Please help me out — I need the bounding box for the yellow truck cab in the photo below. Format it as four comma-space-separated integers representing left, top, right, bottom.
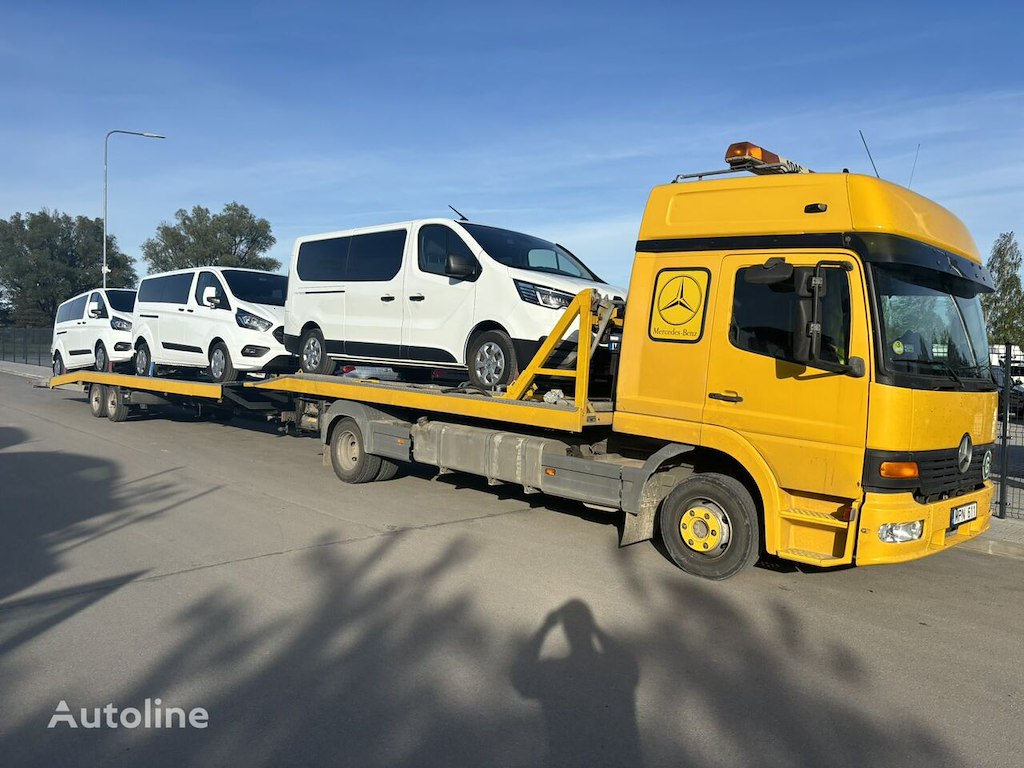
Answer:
616, 143, 997, 576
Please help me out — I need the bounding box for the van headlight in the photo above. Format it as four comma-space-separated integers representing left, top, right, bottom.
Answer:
515, 280, 574, 309
110, 317, 132, 332
236, 309, 273, 332
878, 520, 924, 543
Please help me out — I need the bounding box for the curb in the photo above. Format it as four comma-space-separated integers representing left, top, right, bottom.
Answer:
958, 537, 1024, 561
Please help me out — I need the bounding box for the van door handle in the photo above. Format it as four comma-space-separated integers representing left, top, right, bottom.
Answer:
380, 295, 395, 302
709, 392, 743, 403
409, 294, 425, 302
186, 309, 194, 313
178, 307, 185, 312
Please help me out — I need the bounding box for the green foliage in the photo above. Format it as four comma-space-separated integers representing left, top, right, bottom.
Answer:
141, 202, 278, 273
981, 232, 1024, 346
0, 210, 137, 326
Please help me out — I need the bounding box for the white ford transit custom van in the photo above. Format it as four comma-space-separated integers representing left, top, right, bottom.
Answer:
132, 267, 296, 382
284, 219, 624, 388
51, 288, 136, 375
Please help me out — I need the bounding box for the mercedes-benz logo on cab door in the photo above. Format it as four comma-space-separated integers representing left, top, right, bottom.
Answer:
957, 434, 973, 474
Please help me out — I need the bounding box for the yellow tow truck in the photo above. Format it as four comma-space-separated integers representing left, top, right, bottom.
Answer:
51, 142, 998, 579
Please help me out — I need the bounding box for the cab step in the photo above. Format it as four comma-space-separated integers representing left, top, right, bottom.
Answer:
779, 507, 849, 529
776, 548, 846, 566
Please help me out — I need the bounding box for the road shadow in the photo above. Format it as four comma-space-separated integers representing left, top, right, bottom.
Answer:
511, 599, 643, 768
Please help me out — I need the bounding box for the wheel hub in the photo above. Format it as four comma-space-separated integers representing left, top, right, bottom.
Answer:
337, 430, 360, 470
303, 338, 322, 369
474, 342, 505, 386
211, 349, 225, 379
679, 501, 731, 555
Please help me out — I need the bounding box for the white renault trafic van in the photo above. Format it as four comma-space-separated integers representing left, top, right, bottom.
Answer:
283, 219, 625, 387
51, 288, 137, 375
132, 267, 296, 382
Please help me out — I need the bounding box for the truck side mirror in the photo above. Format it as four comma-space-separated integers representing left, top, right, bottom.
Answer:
202, 286, 221, 308
445, 253, 477, 280
744, 257, 793, 285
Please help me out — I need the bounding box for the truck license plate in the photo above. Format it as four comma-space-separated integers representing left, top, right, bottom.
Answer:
950, 501, 978, 528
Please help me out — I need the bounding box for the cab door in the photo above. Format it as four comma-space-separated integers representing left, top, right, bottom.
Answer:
703, 253, 870, 500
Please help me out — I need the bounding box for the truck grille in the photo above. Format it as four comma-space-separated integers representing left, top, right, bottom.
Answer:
917, 451, 986, 502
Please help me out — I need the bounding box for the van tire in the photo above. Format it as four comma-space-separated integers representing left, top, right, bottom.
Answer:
52, 352, 65, 377
95, 342, 109, 372
106, 386, 131, 423
209, 342, 239, 383
329, 417, 382, 484
89, 383, 108, 418
658, 473, 760, 580
467, 330, 518, 389
135, 342, 152, 377
300, 328, 336, 375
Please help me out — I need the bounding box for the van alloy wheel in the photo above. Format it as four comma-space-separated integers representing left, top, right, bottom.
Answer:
303, 336, 323, 370
95, 343, 108, 372
210, 347, 226, 380
474, 341, 506, 386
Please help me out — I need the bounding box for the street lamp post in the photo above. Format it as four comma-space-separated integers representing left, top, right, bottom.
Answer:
103, 130, 165, 288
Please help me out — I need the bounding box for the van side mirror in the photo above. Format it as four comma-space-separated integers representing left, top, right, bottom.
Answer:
445, 253, 477, 280
202, 286, 221, 308
88, 301, 102, 318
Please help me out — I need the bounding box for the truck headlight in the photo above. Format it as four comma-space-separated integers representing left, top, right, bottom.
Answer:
110, 317, 132, 332
878, 520, 924, 543
236, 309, 273, 332
515, 280, 574, 309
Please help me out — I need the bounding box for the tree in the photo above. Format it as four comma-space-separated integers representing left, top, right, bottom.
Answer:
141, 202, 278, 273
0, 210, 137, 326
981, 232, 1024, 347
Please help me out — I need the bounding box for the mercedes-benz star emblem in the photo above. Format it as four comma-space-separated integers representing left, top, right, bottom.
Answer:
657, 275, 702, 326
957, 433, 973, 474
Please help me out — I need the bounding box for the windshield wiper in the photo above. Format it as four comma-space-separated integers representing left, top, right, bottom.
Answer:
889, 358, 964, 387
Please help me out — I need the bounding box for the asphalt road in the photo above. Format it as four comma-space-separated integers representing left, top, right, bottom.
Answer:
1, 372, 1022, 768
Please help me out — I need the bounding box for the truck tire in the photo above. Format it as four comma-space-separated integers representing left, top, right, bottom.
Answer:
659, 472, 760, 580
467, 330, 518, 389
105, 386, 131, 423
135, 341, 152, 377
89, 383, 108, 418
209, 342, 239, 383
329, 417, 382, 484
375, 458, 400, 481
300, 328, 336, 375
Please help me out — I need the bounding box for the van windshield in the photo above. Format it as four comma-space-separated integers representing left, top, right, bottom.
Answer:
222, 270, 288, 306
462, 223, 601, 282
104, 289, 136, 313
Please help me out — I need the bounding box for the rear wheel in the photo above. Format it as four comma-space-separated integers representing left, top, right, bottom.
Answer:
134, 342, 152, 377
329, 417, 381, 484
300, 328, 336, 375
105, 386, 131, 423
659, 473, 760, 580
375, 458, 401, 481
88, 383, 108, 418
52, 352, 66, 377
467, 330, 518, 389
209, 342, 239, 383
95, 342, 109, 372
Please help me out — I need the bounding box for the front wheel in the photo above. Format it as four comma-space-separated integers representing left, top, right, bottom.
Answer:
209, 342, 239, 383
134, 342, 152, 377
467, 330, 518, 389
300, 328, 336, 375
95, 342, 109, 372
659, 473, 760, 580
52, 352, 66, 377
329, 417, 382, 484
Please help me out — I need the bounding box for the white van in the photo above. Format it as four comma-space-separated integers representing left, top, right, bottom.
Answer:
51, 288, 136, 375
132, 267, 296, 382
283, 219, 625, 388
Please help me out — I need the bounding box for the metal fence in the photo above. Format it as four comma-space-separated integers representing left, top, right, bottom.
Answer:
993, 343, 1024, 520
0, 327, 52, 368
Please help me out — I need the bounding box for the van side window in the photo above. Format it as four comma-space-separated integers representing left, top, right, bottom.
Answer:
730, 267, 850, 365
139, 273, 194, 304
195, 271, 230, 309
89, 292, 109, 319
55, 300, 72, 324
67, 294, 88, 320
297, 237, 350, 281
347, 230, 406, 282
418, 225, 474, 276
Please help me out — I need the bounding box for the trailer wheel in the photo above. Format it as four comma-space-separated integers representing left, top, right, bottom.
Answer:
105, 386, 131, 423
467, 330, 518, 389
53, 352, 65, 377
375, 458, 400, 481
209, 342, 239, 383
135, 341, 152, 377
330, 417, 382, 484
300, 328, 336, 376
89, 383, 108, 418
659, 473, 760, 580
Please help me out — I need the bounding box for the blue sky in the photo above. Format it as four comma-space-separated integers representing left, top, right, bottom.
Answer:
2, 0, 1021, 287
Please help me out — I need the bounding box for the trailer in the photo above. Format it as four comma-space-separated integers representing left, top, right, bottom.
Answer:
49, 143, 999, 579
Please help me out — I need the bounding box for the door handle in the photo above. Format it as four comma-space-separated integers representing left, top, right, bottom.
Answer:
177, 307, 185, 312
380, 295, 396, 302
409, 294, 425, 302
708, 392, 743, 403
187, 309, 194, 313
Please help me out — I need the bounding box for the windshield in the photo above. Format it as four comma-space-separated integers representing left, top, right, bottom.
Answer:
222, 270, 287, 306
873, 263, 993, 387
104, 289, 136, 314
461, 223, 601, 282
